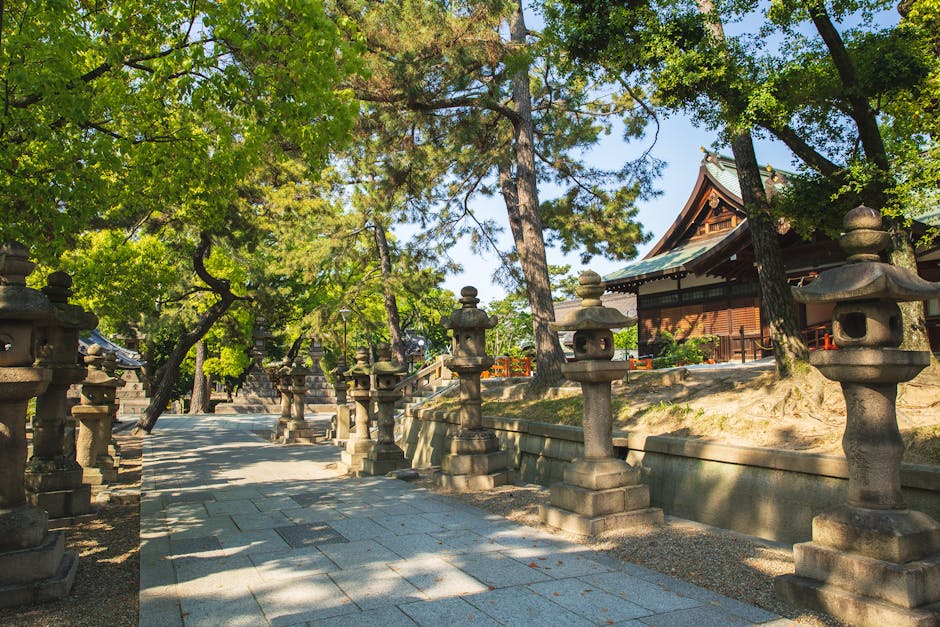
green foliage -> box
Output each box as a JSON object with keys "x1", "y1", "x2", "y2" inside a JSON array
[
  {"x1": 651, "y1": 331, "x2": 718, "y2": 368},
  {"x1": 485, "y1": 292, "x2": 534, "y2": 357},
  {"x1": 0, "y1": 0, "x2": 361, "y2": 261},
  {"x1": 61, "y1": 231, "x2": 179, "y2": 334},
  {"x1": 614, "y1": 326, "x2": 638, "y2": 350},
  {"x1": 546, "y1": 0, "x2": 939, "y2": 237}
]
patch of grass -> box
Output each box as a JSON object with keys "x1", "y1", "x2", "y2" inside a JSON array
[{"x1": 482, "y1": 396, "x2": 584, "y2": 426}]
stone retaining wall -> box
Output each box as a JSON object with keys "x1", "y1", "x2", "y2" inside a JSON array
[{"x1": 401, "y1": 407, "x2": 940, "y2": 544}]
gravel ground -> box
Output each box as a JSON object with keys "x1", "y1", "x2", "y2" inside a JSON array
[
  {"x1": 0, "y1": 428, "x2": 141, "y2": 627},
  {"x1": 417, "y1": 477, "x2": 846, "y2": 626}
]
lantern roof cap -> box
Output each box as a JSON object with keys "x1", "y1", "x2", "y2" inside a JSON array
[
  {"x1": 0, "y1": 242, "x2": 56, "y2": 321},
  {"x1": 550, "y1": 271, "x2": 637, "y2": 331},
  {"x1": 345, "y1": 347, "x2": 372, "y2": 377},
  {"x1": 441, "y1": 286, "x2": 497, "y2": 331},
  {"x1": 794, "y1": 206, "x2": 940, "y2": 304},
  {"x1": 372, "y1": 343, "x2": 406, "y2": 376}
]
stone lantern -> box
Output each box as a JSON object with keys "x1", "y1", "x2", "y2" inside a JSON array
[
  {"x1": 270, "y1": 359, "x2": 292, "y2": 440},
  {"x1": 102, "y1": 349, "x2": 125, "y2": 467},
  {"x1": 775, "y1": 206, "x2": 940, "y2": 625},
  {"x1": 25, "y1": 271, "x2": 96, "y2": 520},
  {"x1": 330, "y1": 353, "x2": 351, "y2": 444},
  {"x1": 362, "y1": 344, "x2": 409, "y2": 476},
  {"x1": 72, "y1": 345, "x2": 121, "y2": 485},
  {"x1": 341, "y1": 347, "x2": 374, "y2": 474},
  {"x1": 0, "y1": 242, "x2": 77, "y2": 607},
  {"x1": 540, "y1": 271, "x2": 663, "y2": 535},
  {"x1": 437, "y1": 286, "x2": 511, "y2": 491},
  {"x1": 281, "y1": 357, "x2": 319, "y2": 444}
]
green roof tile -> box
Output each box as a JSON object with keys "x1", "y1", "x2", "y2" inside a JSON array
[{"x1": 603, "y1": 235, "x2": 729, "y2": 283}]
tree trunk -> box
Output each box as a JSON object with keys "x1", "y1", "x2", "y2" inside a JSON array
[
  {"x1": 693, "y1": 0, "x2": 809, "y2": 377},
  {"x1": 888, "y1": 222, "x2": 932, "y2": 350},
  {"x1": 134, "y1": 232, "x2": 244, "y2": 434},
  {"x1": 506, "y1": 1, "x2": 565, "y2": 386},
  {"x1": 189, "y1": 340, "x2": 209, "y2": 414},
  {"x1": 730, "y1": 134, "x2": 809, "y2": 377},
  {"x1": 373, "y1": 221, "x2": 406, "y2": 365},
  {"x1": 805, "y1": 1, "x2": 929, "y2": 351}
]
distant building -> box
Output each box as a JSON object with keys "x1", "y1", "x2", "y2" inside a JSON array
[{"x1": 602, "y1": 151, "x2": 940, "y2": 360}]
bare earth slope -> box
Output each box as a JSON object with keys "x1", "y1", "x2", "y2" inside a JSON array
[{"x1": 446, "y1": 358, "x2": 940, "y2": 465}]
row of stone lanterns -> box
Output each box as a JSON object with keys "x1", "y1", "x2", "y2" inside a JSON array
[
  {"x1": 323, "y1": 205, "x2": 939, "y2": 625},
  {"x1": 0, "y1": 244, "x2": 79, "y2": 606},
  {"x1": 0, "y1": 242, "x2": 134, "y2": 608},
  {"x1": 270, "y1": 357, "x2": 320, "y2": 444}
]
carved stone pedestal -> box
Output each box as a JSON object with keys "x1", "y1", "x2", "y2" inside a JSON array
[
  {"x1": 0, "y1": 521, "x2": 79, "y2": 607},
  {"x1": 439, "y1": 429, "x2": 511, "y2": 491},
  {"x1": 25, "y1": 466, "x2": 92, "y2": 521},
  {"x1": 539, "y1": 272, "x2": 662, "y2": 536},
  {"x1": 340, "y1": 437, "x2": 374, "y2": 475},
  {"x1": 776, "y1": 505, "x2": 940, "y2": 625},
  {"x1": 539, "y1": 458, "x2": 662, "y2": 536},
  {"x1": 362, "y1": 443, "x2": 409, "y2": 476}
]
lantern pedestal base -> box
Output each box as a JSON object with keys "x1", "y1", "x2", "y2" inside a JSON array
[
  {"x1": 0, "y1": 532, "x2": 78, "y2": 608},
  {"x1": 539, "y1": 503, "x2": 663, "y2": 536},
  {"x1": 280, "y1": 420, "x2": 325, "y2": 445},
  {"x1": 776, "y1": 569, "x2": 940, "y2": 627},
  {"x1": 564, "y1": 458, "x2": 641, "y2": 491},
  {"x1": 271, "y1": 417, "x2": 290, "y2": 441},
  {"x1": 362, "y1": 443, "x2": 410, "y2": 476},
  {"x1": 775, "y1": 506, "x2": 940, "y2": 626},
  {"x1": 549, "y1": 482, "x2": 652, "y2": 518},
  {"x1": 25, "y1": 466, "x2": 92, "y2": 519},
  {"x1": 541, "y1": 474, "x2": 662, "y2": 536},
  {"x1": 82, "y1": 459, "x2": 117, "y2": 486},
  {"x1": 809, "y1": 505, "x2": 940, "y2": 563},
  {"x1": 330, "y1": 406, "x2": 352, "y2": 446},
  {"x1": 340, "y1": 437, "x2": 374, "y2": 475},
  {"x1": 437, "y1": 450, "x2": 512, "y2": 492}
]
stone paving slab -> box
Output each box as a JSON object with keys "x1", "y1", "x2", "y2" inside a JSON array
[{"x1": 140, "y1": 413, "x2": 795, "y2": 627}]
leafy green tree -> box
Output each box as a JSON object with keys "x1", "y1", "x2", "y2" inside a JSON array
[
  {"x1": 340, "y1": 0, "x2": 655, "y2": 385},
  {"x1": 547, "y1": 0, "x2": 939, "y2": 367},
  {"x1": 1, "y1": 2, "x2": 363, "y2": 432},
  {"x1": 614, "y1": 326, "x2": 638, "y2": 351}
]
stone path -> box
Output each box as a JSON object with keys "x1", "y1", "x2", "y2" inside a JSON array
[{"x1": 140, "y1": 413, "x2": 792, "y2": 627}]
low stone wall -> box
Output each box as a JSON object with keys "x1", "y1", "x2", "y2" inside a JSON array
[{"x1": 401, "y1": 407, "x2": 940, "y2": 544}]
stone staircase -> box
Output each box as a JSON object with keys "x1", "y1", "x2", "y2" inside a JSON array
[
  {"x1": 214, "y1": 363, "x2": 280, "y2": 414},
  {"x1": 116, "y1": 370, "x2": 150, "y2": 418}
]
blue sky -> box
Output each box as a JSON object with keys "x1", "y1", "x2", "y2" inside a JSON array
[{"x1": 435, "y1": 116, "x2": 799, "y2": 303}]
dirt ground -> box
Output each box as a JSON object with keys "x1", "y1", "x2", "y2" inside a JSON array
[{"x1": 450, "y1": 358, "x2": 940, "y2": 465}]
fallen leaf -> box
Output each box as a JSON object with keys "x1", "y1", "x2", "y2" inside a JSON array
[{"x1": 528, "y1": 562, "x2": 539, "y2": 568}]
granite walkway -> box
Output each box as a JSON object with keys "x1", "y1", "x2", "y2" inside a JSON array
[{"x1": 139, "y1": 413, "x2": 792, "y2": 627}]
